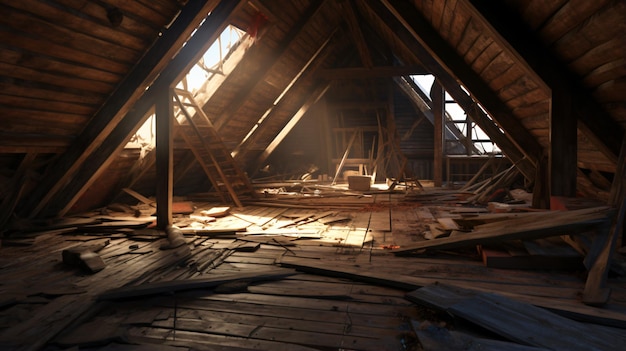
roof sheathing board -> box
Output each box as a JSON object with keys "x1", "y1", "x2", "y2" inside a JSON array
[{"x1": 206, "y1": 1, "x2": 340, "y2": 147}]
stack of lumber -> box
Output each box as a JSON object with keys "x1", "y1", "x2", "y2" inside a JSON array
[{"x1": 390, "y1": 206, "x2": 611, "y2": 254}]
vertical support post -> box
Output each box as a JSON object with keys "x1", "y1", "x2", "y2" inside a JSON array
[
  {"x1": 532, "y1": 153, "x2": 550, "y2": 209},
  {"x1": 318, "y1": 99, "x2": 333, "y2": 178},
  {"x1": 550, "y1": 92, "x2": 577, "y2": 199},
  {"x1": 155, "y1": 87, "x2": 173, "y2": 229},
  {"x1": 466, "y1": 118, "x2": 473, "y2": 156},
  {"x1": 431, "y1": 79, "x2": 445, "y2": 187}
]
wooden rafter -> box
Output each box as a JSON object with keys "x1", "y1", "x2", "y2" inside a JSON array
[
  {"x1": 22, "y1": 0, "x2": 243, "y2": 218},
  {"x1": 378, "y1": 0, "x2": 544, "y2": 164},
  {"x1": 342, "y1": 0, "x2": 374, "y2": 68},
  {"x1": 212, "y1": 0, "x2": 327, "y2": 131},
  {"x1": 364, "y1": 0, "x2": 537, "y2": 180},
  {"x1": 317, "y1": 65, "x2": 428, "y2": 79},
  {"x1": 469, "y1": 0, "x2": 624, "y2": 162},
  {"x1": 253, "y1": 83, "x2": 332, "y2": 172},
  {"x1": 233, "y1": 30, "x2": 336, "y2": 161},
  {"x1": 18, "y1": 0, "x2": 222, "y2": 218}
]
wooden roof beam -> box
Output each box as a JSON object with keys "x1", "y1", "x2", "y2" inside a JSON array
[
  {"x1": 233, "y1": 30, "x2": 336, "y2": 161},
  {"x1": 318, "y1": 65, "x2": 428, "y2": 79},
  {"x1": 253, "y1": 82, "x2": 332, "y2": 173},
  {"x1": 212, "y1": 0, "x2": 327, "y2": 131},
  {"x1": 342, "y1": 0, "x2": 374, "y2": 68},
  {"x1": 377, "y1": 0, "x2": 544, "y2": 165},
  {"x1": 328, "y1": 100, "x2": 388, "y2": 110},
  {"x1": 469, "y1": 0, "x2": 623, "y2": 163},
  {"x1": 23, "y1": 0, "x2": 243, "y2": 218},
  {"x1": 363, "y1": 0, "x2": 536, "y2": 179}
]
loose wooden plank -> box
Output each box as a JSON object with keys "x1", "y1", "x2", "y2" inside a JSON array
[
  {"x1": 406, "y1": 284, "x2": 626, "y2": 351},
  {"x1": 391, "y1": 207, "x2": 611, "y2": 253},
  {"x1": 411, "y1": 320, "x2": 548, "y2": 351},
  {"x1": 99, "y1": 269, "x2": 297, "y2": 300},
  {"x1": 201, "y1": 206, "x2": 231, "y2": 217},
  {"x1": 122, "y1": 188, "x2": 153, "y2": 205},
  {"x1": 436, "y1": 217, "x2": 460, "y2": 230}
]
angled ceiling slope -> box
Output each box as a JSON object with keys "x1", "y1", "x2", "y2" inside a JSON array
[{"x1": 0, "y1": 0, "x2": 623, "y2": 223}]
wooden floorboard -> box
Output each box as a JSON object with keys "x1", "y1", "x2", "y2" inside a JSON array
[{"x1": 0, "y1": 188, "x2": 624, "y2": 350}]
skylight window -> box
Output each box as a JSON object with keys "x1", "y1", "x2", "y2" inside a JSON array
[
  {"x1": 126, "y1": 25, "x2": 247, "y2": 151},
  {"x1": 409, "y1": 74, "x2": 498, "y2": 154}
]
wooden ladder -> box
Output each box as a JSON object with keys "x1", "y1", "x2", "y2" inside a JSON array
[{"x1": 172, "y1": 88, "x2": 256, "y2": 207}]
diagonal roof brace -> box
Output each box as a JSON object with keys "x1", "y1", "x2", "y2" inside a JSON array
[{"x1": 24, "y1": 0, "x2": 244, "y2": 218}]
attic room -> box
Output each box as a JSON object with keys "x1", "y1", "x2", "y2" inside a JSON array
[{"x1": 0, "y1": 0, "x2": 625, "y2": 350}]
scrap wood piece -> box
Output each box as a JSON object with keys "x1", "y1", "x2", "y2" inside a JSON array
[
  {"x1": 101, "y1": 246, "x2": 154, "y2": 259},
  {"x1": 318, "y1": 214, "x2": 351, "y2": 224},
  {"x1": 98, "y1": 269, "x2": 297, "y2": 300},
  {"x1": 239, "y1": 229, "x2": 321, "y2": 238},
  {"x1": 122, "y1": 187, "x2": 153, "y2": 205},
  {"x1": 478, "y1": 245, "x2": 583, "y2": 270},
  {"x1": 423, "y1": 224, "x2": 449, "y2": 240},
  {"x1": 62, "y1": 239, "x2": 110, "y2": 273},
  {"x1": 411, "y1": 320, "x2": 548, "y2": 351},
  {"x1": 189, "y1": 214, "x2": 217, "y2": 223},
  {"x1": 237, "y1": 235, "x2": 298, "y2": 246},
  {"x1": 232, "y1": 242, "x2": 260, "y2": 252},
  {"x1": 452, "y1": 212, "x2": 540, "y2": 229},
  {"x1": 179, "y1": 226, "x2": 247, "y2": 237},
  {"x1": 172, "y1": 201, "x2": 195, "y2": 214},
  {"x1": 436, "y1": 217, "x2": 459, "y2": 230},
  {"x1": 274, "y1": 214, "x2": 312, "y2": 229},
  {"x1": 406, "y1": 284, "x2": 626, "y2": 351},
  {"x1": 128, "y1": 228, "x2": 165, "y2": 239},
  {"x1": 583, "y1": 135, "x2": 626, "y2": 306},
  {"x1": 391, "y1": 207, "x2": 611, "y2": 254},
  {"x1": 131, "y1": 203, "x2": 156, "y2": 217},
  {"x1": 487, "y1": 201, "x2": 534, "y2": 213},
  {"x1": 77, "y1": 219, "x2": 154, "y2": 232},
  {"x1": 201, "y1": 206, "x2": 230, "y2": 217},
  {"x1": 280, "y1": 210, "x2": 336, "y2": 228}
]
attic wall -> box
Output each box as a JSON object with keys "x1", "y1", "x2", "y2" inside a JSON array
[
  {"x1": 2, "y1": 0, "x2": 623, "y2": 220},
  {"x1": 70, "y1": 148, "x2": 142, "y2": 214},
  {"x1": 263, "y1": 106, "x2": 327, "y2": 179},
  {"x1": 394, "y1": 87, "x2": 434, "y2": 179}
]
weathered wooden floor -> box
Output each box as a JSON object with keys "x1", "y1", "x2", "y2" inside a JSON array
[{"x1": 0, "y1": 188, "x2": 625, "y2": 350}]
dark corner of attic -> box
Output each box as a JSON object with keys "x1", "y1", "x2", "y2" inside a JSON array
[{"x1": 0, "y1": 1, "x2": 625, "y2": 350}]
